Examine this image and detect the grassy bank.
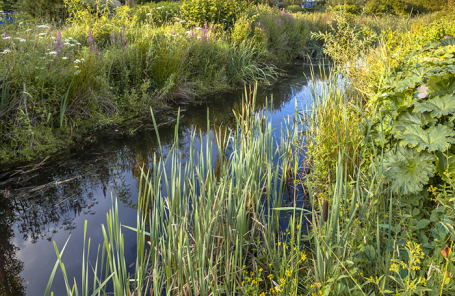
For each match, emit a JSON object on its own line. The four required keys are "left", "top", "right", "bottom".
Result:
{"left": 0, "top": 0, "right": 331, "bottom": 164}
{"left": 1, "top": 0, "right": 443, "bottom": 165}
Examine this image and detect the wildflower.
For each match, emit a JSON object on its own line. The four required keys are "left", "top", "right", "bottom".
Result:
{"left": 286, "top": 270, "right": 292, "bottom": 277}
{"left": 76, "top": 43, "right": 81, "bottom": 45}
{"left": 39, "top": 37, "right": 43, "bottom": 39}
{"left": 268, "top": 274, "right": 273, "bottom": 279}
{"left": 39, "top": 33, "right": 47, "bottom": 36}
{"left": 20, "top": 39, "right": 26, "bottom": 42}
{"left": 259, "top": 293, "right": 266, "bottom": 296}
{"left": 74, "top": 59, "right": 81, "bottom": 63}
{"left": 88, "top": 29, "right": 93, "bottom": 43}
{"left": 301, "top": 253, "right": 307, "bottom": 262}
{"left": 381, "top": 93, "right": 387, "bottom": 97}
{"left": 1, "top": 49, "right": 11, "bottom": 54}
{"left": 251, "top": 279, "right": 257, "bottom": 284}
{"left": 26, "top": 29, "right": 32, "bottom": 32}
{"left": 3, "top": 36, "right": 11, "bottom": 39}
{"left": 197, "top": 36, "right": 201, "bottom": 39}
{"left": 48, "top": 51, "right": 57, "bottom": 55}
{"left": 259, "top": 268, "right": 263, "bottom": 273}
{"left": 74, "top": 70, "right": 81, "bottom": 75}
{"left": 37, "top": 25, "right": 49, "bottom": 29}
{"left": 62, "top": 57, "right": 68, "bottom": 60}
{"left": 74, "top": 66, "right": 79, "bottom": 68}
{"left": 157, "top": 7, "right": 162, "bottom": 9}
{"left": 62, "top": 69, "right": 65, "bottom": 72}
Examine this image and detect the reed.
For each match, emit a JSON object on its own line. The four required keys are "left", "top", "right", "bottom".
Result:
{"left": 46, "top": 85, "right": 310, "bottom": 295}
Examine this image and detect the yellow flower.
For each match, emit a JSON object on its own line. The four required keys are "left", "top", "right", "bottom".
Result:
{"left": 259, "top": 268, "right": 263, "bottom": 273}
{"left": 267, "top": 274, "right": 274, "bottom": 279}
{"left": 259, "top": 293, "right": 266, "bottom": 296}
{"left": 286, "top": 270, "right": 292, "bottom": 277}
{"left": 301, "top": 253, "right": 307, "bottom": 262}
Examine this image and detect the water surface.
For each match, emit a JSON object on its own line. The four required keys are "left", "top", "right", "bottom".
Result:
{"left": 0, "top": 64, "right": 325, "bottom": 295}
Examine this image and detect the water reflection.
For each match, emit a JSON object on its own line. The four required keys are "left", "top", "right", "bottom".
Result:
{"left": 0, "top": 64, "right": 324, "bottom": 295}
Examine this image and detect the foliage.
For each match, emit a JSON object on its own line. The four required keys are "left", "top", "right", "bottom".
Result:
{"left": 285, "top": 4, "right": 303, "bottom": 13}
{"left": 180, "top": 0, "right": 250, "bottom": 29}
{"left": 371, "top": 43, "right": 455, "bottom": 195}
{"left": 47, "top": 91, "right": 311, "bottom": 295}
{"left": 231, "top": 5, "right": 317, "bottom": 62}
{"left": 333, "top": 4, "right": 362, "bottom": 14}
{"left": 364, "top": 0, "right": 408, "bottom": 15}
{"left": 133, "top": 1, "right": 181, "bottom": 26}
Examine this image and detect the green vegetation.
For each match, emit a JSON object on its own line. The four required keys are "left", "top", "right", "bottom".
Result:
{"left": 1, "top": 0, "right": 326, "bottom": 164}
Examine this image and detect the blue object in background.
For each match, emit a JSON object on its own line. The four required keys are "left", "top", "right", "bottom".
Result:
{"left": 0, "top": 12, "right": 16, "bottom": 25}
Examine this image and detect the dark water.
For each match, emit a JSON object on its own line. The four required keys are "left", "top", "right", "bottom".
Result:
{"left": 0, "top": 64, "right": 325, "bottom": 296}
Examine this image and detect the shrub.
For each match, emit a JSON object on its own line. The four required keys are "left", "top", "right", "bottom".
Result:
{"left": 333, "top": 3, "right": 362, "bottom": 14}
{"left": 365, "top": 0, "right": 407, "bottom": 15}
{"left": 180, "top": 0, "right": 250, "bottom": 29}
{"left": 285, "top": 4, "right": 303, "bottom": 13}
{"left": 231, "top": 5, "right": 312, "bottom": 62}
{"left": 133, "top": 1, "right": 181, "bottom": 26}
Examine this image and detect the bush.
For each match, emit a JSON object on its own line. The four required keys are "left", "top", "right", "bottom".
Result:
{"left": 285, "top": 4, "right": 303, "bottom": 13}
{"left": 365, "top": 0, "right": 407, "bottom": 15}
{"left": 333, "top": 4, "right": 362, "bottom": 14}
{"left": 133, "top": 1, "right": 181, "bottom": 26}
{"left": 180, "top": 0, "right": 250, "bottom": 29}
{"left": 231, "top": 5, "right": 312, "bottom": 61}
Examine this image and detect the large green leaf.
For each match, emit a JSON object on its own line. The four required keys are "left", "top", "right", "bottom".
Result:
{"left": 436, "top": 151, "right": 455, "bottom": 182}
{"left": 392, "top": 111, "right": 437, "bottom": 136}
{"left": 413, "top": 94, "right": 455, "bottom": 118}
{"left": 399, "top": 124, "right": 455, "bottom": 152}
{"left": 441, "top": 38, "right": 455, "bottom": 47}
{"left": 383, "top": 147, "right": 435, "bottom": 195}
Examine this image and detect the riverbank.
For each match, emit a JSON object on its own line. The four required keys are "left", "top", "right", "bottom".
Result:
{"left": 1, "top": 0, "right": 442, "bottom": 166}
{"left": 0, "top": 1, "right": 331, "bottom": 165}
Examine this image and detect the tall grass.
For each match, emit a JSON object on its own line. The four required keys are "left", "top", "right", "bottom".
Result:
{"left": 47, "top": 85, "right": 311, "bottom": 295}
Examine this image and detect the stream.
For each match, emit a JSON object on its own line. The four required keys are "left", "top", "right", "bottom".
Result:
{"left": 0, "top": 64, "right": 327, "bottom": 296}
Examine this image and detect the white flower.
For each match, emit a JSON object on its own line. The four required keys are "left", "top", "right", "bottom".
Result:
{"left": 70, "top": 44, "right": 75, "bottom": 47}
{"left": 197, "top": 36, "right": 201, "bottom": 39}
{"left": 74, "top": 66, "right": 79, "bottom": 68}
{"left": 2, "top": 37, "right": 11, "bottom": 40}
{"left": 39, "top": 37, "right": 43, "bottom": 39}
{"left": 2, "top": 49, "right": 11, "bottom": 54}
{"left": 26, "top": 29, "right": 32, "bottom": 32}
{"left": 46, "top": 48, "right": 50, "bottom": 50}
{"left": 48, "top": 51, "right": 57, "bottom": 55}
{"left": 74, "top": 59, "right": 81, "bottom": 63}
{"left": 19, "top": 22, "right": 23, "bottom": 25}
{"left": 37, "top": 25, "right": 49, "bottom": 29}
{"left": 62, "top": 57, "right": 68, "bottom": 60}
{"left": 74, "top": 70, "right": 81, "bottom": 75}
{"left": 381, "top": 93, "right": 388, "bottom": 97}
{"left": 14, "top": 37, "right": 21, "bottom": 40}
{"left": 20, "top": 39, "right": 26, "bottom": 42}
{"left": 64, "top": 39, "right": 70, "bottom": 42}
{"left": 185, "top": 31, "right": 191, "bottom": 34}
{"left": 195, "top": 27, "right": 201, "bottom": 30}
{"left": 68, "top": 37, "right": 73, "bottom": 40}
{"left": 146, "top": 13, "right": 151, "bottom": 16}
{"left": 64, "top": 42, "right": 70, "bottom": 45}
{"left": 157, "top": 7, "right": 162, "bottom": 9}
{"left": 76, "top": 42, "right": 81, "bottom": 45}
{"left": 81, "top": 58, "right": 85, "bottom": 61}
{"left": 50, "top": 37, "right": 56, "bottom": 40}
